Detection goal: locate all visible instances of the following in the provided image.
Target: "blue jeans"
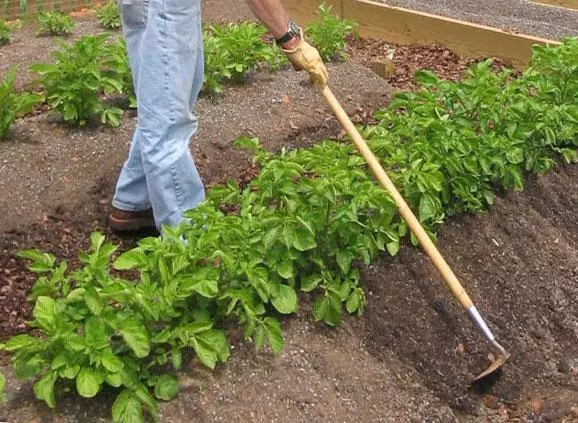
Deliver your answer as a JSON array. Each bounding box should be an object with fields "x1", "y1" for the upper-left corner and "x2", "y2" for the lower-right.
[{"x1": 113, "y1": 0, "x2": 205, "y2": 230}]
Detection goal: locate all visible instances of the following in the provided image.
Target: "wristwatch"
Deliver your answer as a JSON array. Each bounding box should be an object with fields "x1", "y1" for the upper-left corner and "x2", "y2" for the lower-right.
[{"x1": 275, "y1": 21, "x2": 301, "y2": 47}]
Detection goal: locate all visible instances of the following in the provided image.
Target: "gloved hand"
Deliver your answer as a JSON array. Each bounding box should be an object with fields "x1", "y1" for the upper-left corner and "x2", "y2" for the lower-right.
[{"x1": 281, "y1": 29, "x2": 329, "y2": 88}]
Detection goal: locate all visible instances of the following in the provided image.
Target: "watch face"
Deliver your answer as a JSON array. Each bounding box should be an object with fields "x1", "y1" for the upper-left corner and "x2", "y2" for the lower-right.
[{"x1": 289, "y1": 21, "x2": 299, "y2": 35}]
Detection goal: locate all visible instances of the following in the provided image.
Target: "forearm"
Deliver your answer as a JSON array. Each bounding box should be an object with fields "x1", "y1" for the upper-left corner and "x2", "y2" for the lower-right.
[{"x1": 244, "y1": 0, "x2": 291, "y2": 38}]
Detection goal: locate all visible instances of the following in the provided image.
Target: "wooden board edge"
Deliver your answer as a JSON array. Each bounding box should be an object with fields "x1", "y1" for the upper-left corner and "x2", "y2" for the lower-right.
[
  {"x1": 528, "y1": 0, "x2": 578, "y2": 10},
  {"x1": 283, "y1": 0, "x2": 562, "y2": 69}
]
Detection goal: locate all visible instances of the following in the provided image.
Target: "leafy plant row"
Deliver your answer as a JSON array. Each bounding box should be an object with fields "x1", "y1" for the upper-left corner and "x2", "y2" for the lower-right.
[
  {"x1": 0, "y1": 4, "x2": 356, "y2": 138},
  {"x1": 1, "y1": 37, "x2": 576, "y2": 422}
]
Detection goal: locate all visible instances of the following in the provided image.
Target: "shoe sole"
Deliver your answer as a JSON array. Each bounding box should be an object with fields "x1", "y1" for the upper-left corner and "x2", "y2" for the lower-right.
[{"x1": 109, "y1": 215, "x2": 157, "y2": 232}]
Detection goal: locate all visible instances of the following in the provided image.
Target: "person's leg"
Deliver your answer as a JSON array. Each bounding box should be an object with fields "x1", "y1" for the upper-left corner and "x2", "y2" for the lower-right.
[
  {"x1": 135, "y1": 0, "x2": 205, "y2": 231},
  {"x1": 111, "y1": 0, "x2": 205, "y2": 232},
  {"x1": 110, "y1": 0, "x2": 154, "y2": 230}
]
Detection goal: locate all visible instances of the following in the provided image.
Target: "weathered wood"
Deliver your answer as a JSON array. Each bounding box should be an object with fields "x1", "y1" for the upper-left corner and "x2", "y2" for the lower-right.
[
  {"x1": 283, "y1": 0, "x2": 343, "y2": 24},
  {"x1": 530, "y1": 0, "x2": 578, "y2": 10},
  {"x1": 283, "y1": 0, "x2": 561, "y2": 68}
]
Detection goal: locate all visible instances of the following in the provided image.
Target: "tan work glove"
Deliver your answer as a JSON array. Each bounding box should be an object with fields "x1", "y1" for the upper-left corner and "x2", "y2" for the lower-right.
[{"x1": 281, "y1": 29, "x2": 329, "y2": 88}]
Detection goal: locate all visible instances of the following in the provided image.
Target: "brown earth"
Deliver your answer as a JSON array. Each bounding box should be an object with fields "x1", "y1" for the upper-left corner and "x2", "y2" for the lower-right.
[{"x1": 1, "y1": 3, "x2": 577, "y2": 423}]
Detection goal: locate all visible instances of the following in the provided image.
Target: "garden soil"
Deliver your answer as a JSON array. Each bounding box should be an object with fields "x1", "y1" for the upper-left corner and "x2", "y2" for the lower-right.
[{"x1": 1, "y1": 5, "x2": 577, "y2": 423}]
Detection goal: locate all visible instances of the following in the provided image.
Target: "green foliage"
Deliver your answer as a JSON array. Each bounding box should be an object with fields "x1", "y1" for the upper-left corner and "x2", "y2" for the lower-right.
[
  {"x1": 3, "y1": 36, "x2": 578, "y2": 423},
  {"x1": 0, "y1": 20, "x2": 11, "y2": 45},
  {"x1": 306, "y1": 2, "x2": 358, "y2": 61},
  {"x1": 96, "y1": 0, "x2": 121, "y2": 30},
  {"x1": 0, "y1": 69, "x2": 43, "y2": 139},
  {"x1": 36, "y1": 11, "x2": 75, "y2": 36},
  {"x1": 0, "y1": 373, "x2": 6, "y2": 404},
  {"x1": 202, "y1": 22, "x2": 286, "y2": 93},
  {"x1": 108, "y1": 37, "x2": 136, "y2": 108},
  {"x1": 30, "y1": 34, "x2": 125, "y2": 127},
  {"x1": 361, "y1": 36, "x2": 578, "y2": 230}
]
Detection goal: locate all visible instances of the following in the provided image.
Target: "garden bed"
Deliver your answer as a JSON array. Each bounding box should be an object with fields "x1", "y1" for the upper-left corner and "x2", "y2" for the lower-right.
[
  {"x1": 1, "y1": 4, "x2": 577, "y2": 423},
  {"x1": 377, "y1": 0, "x2": 578, "y2": 41}
]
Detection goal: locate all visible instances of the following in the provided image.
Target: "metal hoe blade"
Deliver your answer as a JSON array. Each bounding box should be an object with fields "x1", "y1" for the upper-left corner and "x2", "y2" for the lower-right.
[
  {"x1": 468, "y1": 306, "x2": 510, "y2": 381},
  {"x1": 473, "y1": 339, "x2": 510, "y2": 381}
]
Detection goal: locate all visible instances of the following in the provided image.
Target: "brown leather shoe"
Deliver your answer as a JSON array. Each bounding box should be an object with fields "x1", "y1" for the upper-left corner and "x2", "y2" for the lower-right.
[{"x1": 109, "y1": 207, "x2": 157, "y2": 232}]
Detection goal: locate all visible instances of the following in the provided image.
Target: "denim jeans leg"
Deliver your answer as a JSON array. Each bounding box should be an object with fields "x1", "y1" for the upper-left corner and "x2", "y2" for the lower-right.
[
  {"x1": 114, "y1": 0, "x2": 205, "y2": 229},
  {"x1": 112, "y1": 0, "x2": 150, "y2": 212}
]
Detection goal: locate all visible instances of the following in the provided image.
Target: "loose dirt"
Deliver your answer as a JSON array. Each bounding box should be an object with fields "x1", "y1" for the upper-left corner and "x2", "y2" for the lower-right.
[{"x1": 1, "y1": 5, "x2": 577, "y2": 423}]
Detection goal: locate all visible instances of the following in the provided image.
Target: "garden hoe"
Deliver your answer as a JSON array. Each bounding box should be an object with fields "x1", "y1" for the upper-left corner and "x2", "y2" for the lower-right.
[{"x1": 316, "y1": 83, "x2": 510, "y2": 383}]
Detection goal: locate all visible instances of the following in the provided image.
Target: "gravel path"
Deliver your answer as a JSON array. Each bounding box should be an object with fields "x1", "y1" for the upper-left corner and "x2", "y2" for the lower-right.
[{"x1": 378, "y1": 0, "x2": 578, "y2": 41}]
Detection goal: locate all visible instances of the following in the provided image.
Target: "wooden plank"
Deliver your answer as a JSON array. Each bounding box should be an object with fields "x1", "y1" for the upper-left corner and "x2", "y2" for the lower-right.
[
  {"x1": 530, "y1": 0, "x2": 578, "y2": 10},
  {"x1": 283, "y1": 0, "x2": 561, "y2": 69},
  {"x1": 283, "y1": 0, "x2": 343, "y2": 24},
  {"x1": 342, "y1": 0, "x2": 562, "y2": 68}
]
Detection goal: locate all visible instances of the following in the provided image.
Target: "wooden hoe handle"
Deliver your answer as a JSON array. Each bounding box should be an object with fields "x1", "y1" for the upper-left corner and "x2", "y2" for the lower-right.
[{"x1": 320, "y1": 86, "x2": 474, "y2": 311}]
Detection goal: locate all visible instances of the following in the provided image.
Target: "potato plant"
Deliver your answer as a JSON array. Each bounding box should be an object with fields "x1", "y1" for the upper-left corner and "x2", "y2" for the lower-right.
[
  {"x1": 0, "y1": 20, "x2": 11, "y2": 45},
  {"x1": 202, "y1": 22, "x2": 285, "y2": 93},
  {"x1": 30, "y1": 34, "x2": 125, "y2": 127},
  {"x1": 0, "y1": 69, "x2": 43, "y2": 139},
  {"x1": 96, "y1": 0, "x2": 121, "y2": 30},
  {"x1": 306, "y1": 2, "x2": 358, "y2": 61},
  {"x1": 1, "y1": 35, "x2": 577, "y2": 423},
  {"x1": 36, "y1": 11, "x2": 75, "y2": 36}
]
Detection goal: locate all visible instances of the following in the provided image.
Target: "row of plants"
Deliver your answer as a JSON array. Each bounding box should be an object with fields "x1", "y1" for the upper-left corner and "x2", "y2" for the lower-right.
[
  {"x1": 0, "y1": 3, "x2": 356, "y2": 139},
  {"x1": 0, "y1": 0, "x2": 120, "y2": 41},
  {"x1": 1, "y1": 37, "x2": 576, "y2": 422}
]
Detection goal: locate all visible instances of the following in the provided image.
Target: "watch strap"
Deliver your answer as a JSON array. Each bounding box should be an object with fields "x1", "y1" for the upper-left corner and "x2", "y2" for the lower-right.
[{"x1": 275, "y1": 21, "x2": 300, "y2": 46}]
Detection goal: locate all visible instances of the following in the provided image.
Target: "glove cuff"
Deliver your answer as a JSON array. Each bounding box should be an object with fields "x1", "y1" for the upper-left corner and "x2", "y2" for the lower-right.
[{"x1": 279, "y1": 27, "x2": 304, "y2": 54}]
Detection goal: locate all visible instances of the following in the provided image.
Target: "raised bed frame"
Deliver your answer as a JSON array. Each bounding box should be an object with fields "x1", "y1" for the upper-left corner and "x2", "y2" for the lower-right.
[
  {"x1": 284, "y1": 0, "x2": 562, "y2": 68},
  {"x1": 530, "y1": 0, "x2": 578, "y2": 10}
]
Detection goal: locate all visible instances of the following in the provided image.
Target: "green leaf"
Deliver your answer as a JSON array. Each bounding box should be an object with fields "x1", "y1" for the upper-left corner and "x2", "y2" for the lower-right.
[
  {"x1": 336, "y1": 249, "x2": 353, "y2": 275},
  {"x1": 33, "y1": 371, "x2": 57, "y2": 408},
  {"x1": 3, "y1": 334, "x2": 37, "y2": 351},
  {"x1": 90, "y1": 232, "x2": 106, "y2": 252},
  {"x1": 313, "y1": 294, "x2": 342, "y2": 327},
  {"x1": 16, "y1": 250, "x2": 55, "y2": 273},
  {"x1": 15, "y1": 356, "x2": 46, "y2": 379},
  {"x1": 0, "y1": 373, "x2": 6, "y2": 404},
  {"x1": 191, "y1": 329, "x2": 230, "y2": 369},
  {"x1": 85, "y1": 287, "x2": 103, "y2": 315},
  {"x1": 134, "y1": 384, "x2": 159, "y2": 418},
  {"x1": 33, "y1": 296, "x2": 56, "y2": 332},
  {"x1": 179, "y1": 272, "x2": 219, "y2": 299},
  {"x1": 60, "y1": 364, "x2": 81, "y2": 379},
  {"x1": 271, "y1": 284, "x2": 298, "y2": 314},
  {"x1": 386, "y1": 241, "x2": 400, "y2": 256},
  {"x1": 86, "y1": 315, "x2": 107, "y2": 343},
  {"x1": 51, "y1": 354, "x2": 67, "y2": 370},
  {"x1": 171, "y1": 348, "x2": 182, "y2": 370},
  {"x1": 419, "y1": 194, "x2": 437, "y2": 222},
  {"x1": 191, "y1": 337, "x2": 218, "y2": 370},
  {"x1": 300, "y1": 274, "x2": 322, "y2": 292},
  {"x1": 287, "y1": 223, "x2": 317, "y2": 251},
  {"x1": 113, "y1": 249, "x2": 144, "y2": 270},
  {"x1": 196, "y1": 329, "x2": 230, "y2": 362},
  {"x1": 76, "y1": 367, "x2": 104, "y2": 398},
  {"x1": 253, "y1": 326, "x2": 265, "y2": 351},
  {"x1": 112, "y1": 390, "x2": 143, "y2": 423},
  {"x1": 264, "y1": 317, "x2": 283, "y2": 354},
  {"x1": 154, "y1": 374, "x2": 179, "y2": 401},
  {"x1": 179, "y1": 321, "x2": 213, "y2": 337},
  {"x1": 102, "y1": 350, "x2": 124, "y2": 373},
  {"x1": 313, "y1": 296, "x2": 328, "y2": 322},
  {"x1": 120, "y1": 318, "x2": 151, "y2": 358},
  {"x1": 277, "y1": 259, "x2": 294, "y2": 279},
  {"x1": 106, "y1": 372, "x2": 123, "y2": 388},
  {"x1": 346, "y1": 290, "x2": 361, "y2": 314}
]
